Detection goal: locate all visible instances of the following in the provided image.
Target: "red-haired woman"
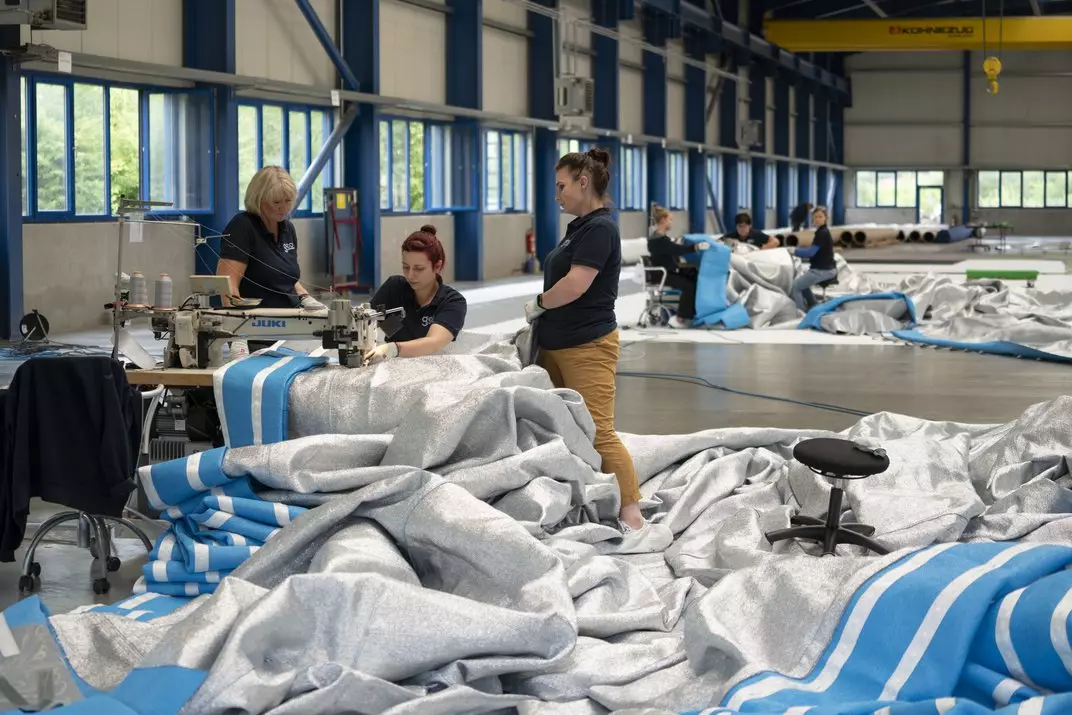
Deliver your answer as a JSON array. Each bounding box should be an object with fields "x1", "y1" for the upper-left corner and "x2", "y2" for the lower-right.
[{"x1": 364, "y1": 224, "x2": 468, "y2": 362}]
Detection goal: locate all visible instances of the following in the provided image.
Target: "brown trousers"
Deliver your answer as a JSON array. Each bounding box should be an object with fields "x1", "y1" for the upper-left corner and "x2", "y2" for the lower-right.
[{"x1": 538, "y1": 329, "x2": 643, "y2": 505}]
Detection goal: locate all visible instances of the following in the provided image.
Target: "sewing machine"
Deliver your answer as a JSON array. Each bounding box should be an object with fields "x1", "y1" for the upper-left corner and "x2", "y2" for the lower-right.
[{"x1": 117, "y1": 276, "x2": 404, "y2": 370}]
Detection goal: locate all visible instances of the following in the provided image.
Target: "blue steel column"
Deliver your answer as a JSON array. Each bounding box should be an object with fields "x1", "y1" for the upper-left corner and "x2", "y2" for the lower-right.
[
  {"x1": 446, "y1": 0, "x2": 483, "y2": 280},
  {"x1": 749, "y1": 66, "x2": 766, "y2": 229},
  {"x1": 591, "y1": 0, "x2": 621, "y2": 217},
  {"x1": 830, "y1": 100, "x2": 844, "y2": 224},
  {"x1": 813, "y1": 94, "x2": 829, "y2": 208},
  {"x1": 684, "y1": 31, "x2": 706, "y2": 235},
  {"x1": 529, "y1": 0, "x2": 558, "y2": 262},
  {"x1": 183, "y1": 0, "x2": 237, "y2": 275},
  {"x1": 341, "y1": 0, "x2": 380, "y2": 290},
  {"x1": 795, "y1": 85, "x2": 811, "y2": 208},
  {"x1": 643, "y1": 11, "x2": 668, "y2": 210},
  {"x1": 0, "y1": 26, "x2": 21, "y2": 338},
  {"x1": 719, "y1": 64, "x2": 738, "y2": 230},
  {"x1": 773, "y1": 75, "x2": 790, "y2": 227},
  {"x1": 962, "y1": 50, "x2": 971, "y2": 224}
]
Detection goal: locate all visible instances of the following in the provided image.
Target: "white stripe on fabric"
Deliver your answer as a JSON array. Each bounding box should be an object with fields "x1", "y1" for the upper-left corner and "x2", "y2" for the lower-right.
[
  {"x1": 993, "y1": 677, "x2": 1025, "y2": 707},
  {"x1": 118, "y1": 593, "x2": 160, "y2": 610},
  {"x1": 1017, "y1": 697, "x2": 1045, "y2": 715},
  {"x1": 251, "y1": 357, "x2": 293, "y2": 445},
  {"x1": 231, "y1": 533, "x2": 247, "y2": 546},
  {"x1": 206, "y1": 571, "x2": 221, "y2": 584},
  {"x1": 202, "y1": 510, "x2": 230, "y2": 529},
  {"x1": 267, "y1": 528, "x2": 281, "y2": 540},
  {"x1": 166, "y1": 506, "x2": 183, "y2": 520},
  {"x1": 879, "y1": 544, "x2": 1040, "y2": 702},
  {"x1": 213, "y1": 358, "x2": 241, "y2": 448},
  {"x1": 124, "y1": 610, "x2": 150, "y2": 620},
  {"x1": 132, "y1": 576, "x2": 147, "y2": 594},
  {"x1": 184, "y1": 582, "x2": 199, "y2": 597},
  {"x1": 997, "y1": 589, "x2": 1038, "y2": 691},
  {"x1": 152, "y1": 562, "x2": 168, "y2": 582},
  {"x1": 1051, "y1": 587, "x2": 1072, "y2": 677},
  {"x1": 935, "y1": 698, "x2": 957, "y2": 714},
  {"x1": 873, "y1": 709, "x2": 891, "y2": 715},
  {"x1": 193, "y1": 543, "x2": 210, "y2": 572},
  {"x1": 0, "y1": 614, "x2": 19, "y2": 657},
  {"x1": 784, "y1": 707, "x2": 813, "y2": 714},
  {"x1": 138, "y1": 464, "x2": 164, "y2": 510},
  {"x1": 725, "y1": 543, "x2": 959, "y2": 710},
  {"x1": 216, "y1": 495, "x2": 234, "y2": 514},
  {"x1": 68, "y1": 605, "x2": 98, "y2": 615},
  {"x1": 157, "y1": 534, "x2": 175, "y2": 562},
  {"x1": 185, "y1": 452, "x2": 205, "y2": 491},
  {"x1": 272, "y1": 502, "x2": 292, "y2": 526}
]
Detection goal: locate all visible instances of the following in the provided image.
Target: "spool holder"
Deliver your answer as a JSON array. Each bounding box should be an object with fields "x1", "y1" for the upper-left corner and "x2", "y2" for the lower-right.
[{"x1": 111, "y1": 198, "x2": 173, "y2": 361}]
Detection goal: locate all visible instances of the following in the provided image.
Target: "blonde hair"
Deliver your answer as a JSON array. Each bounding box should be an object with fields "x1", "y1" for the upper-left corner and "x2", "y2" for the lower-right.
[
  {"x1": 244, "y1": 166, "x2": 298, "y2": 215},
  {"x1": 652, "y1": 204, "x2": 671, "y2": 224},
  {"x1": 812, "y1": 205, "x2": 828, "y2": 218}
]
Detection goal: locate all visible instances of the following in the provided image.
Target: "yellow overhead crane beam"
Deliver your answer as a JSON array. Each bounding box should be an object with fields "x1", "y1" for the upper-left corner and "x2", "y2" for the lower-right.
[{"x1": 763, "y1": 17, "x2": 1072, "y2": 52}]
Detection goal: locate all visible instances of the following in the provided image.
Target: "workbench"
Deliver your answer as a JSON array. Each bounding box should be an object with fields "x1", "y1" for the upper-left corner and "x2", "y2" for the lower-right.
[{"x1": 126, "y1": 368, "x2": 216, "y2": 388}]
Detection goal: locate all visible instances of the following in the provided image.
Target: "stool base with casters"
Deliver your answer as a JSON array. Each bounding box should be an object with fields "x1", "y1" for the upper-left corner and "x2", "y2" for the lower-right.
[
  {"x1": 766, "y1": 437, "x2": 891, "y2": 557},
  {"x1": 18, "y1": 511, "x2": 154, "y2": 596},
  {"x1": 817, "y1": 277, "x2": 839, "y2": 302}
]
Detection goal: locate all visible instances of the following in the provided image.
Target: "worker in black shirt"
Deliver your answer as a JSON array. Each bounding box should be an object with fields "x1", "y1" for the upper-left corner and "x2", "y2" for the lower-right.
[
  {"x1": 790, "y1": 202, "x2": 814, "y2": 231},
  {"x1": 723, "y1": 212, "x2": 778, "y2": 249},
  {"x1": 217, "y1": 166, "x2": 328, "y2": 358},
  {"x1": 364, "y1": 224, "x2": 468, "y2": 363},
  {"x1": 646, "y1": 204, "x2": 709, "y2": 328},
  {"x1": 522, "y1": 147, "x2": 644, "y2": 532},
  {"x1": 788, "y1": 205, "x2": 838, "y2": 312}
]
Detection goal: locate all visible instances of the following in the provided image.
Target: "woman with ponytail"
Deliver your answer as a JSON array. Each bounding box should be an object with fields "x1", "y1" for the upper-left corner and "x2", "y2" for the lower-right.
[
  {"x1": 365, "y1": 224, "x2": 468, "y2": 362},
  {"x1": 523, "y1": 147, "x2": 646, "y2": 532}
]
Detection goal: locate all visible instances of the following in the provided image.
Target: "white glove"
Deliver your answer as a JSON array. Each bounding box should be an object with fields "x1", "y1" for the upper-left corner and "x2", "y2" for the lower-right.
[
  {"x1": 363, "y1": 342, "x2": 398, "y2": 364},
  {"x1": 300, "y1": 295, "x2": 328, "y2": 312},
  {"x1": 524, "y1": 296, "x2": 546, "y2": 323},
  {"x1": 230, "y1": 339, "x2": 249, "y2": 361},
  {"x1": 695, "y1": 242, "x2": 710, "y2": 251}
]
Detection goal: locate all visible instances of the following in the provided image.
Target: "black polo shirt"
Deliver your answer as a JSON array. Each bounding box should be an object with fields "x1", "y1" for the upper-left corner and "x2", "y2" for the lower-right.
[
  {"x1": 370, "y1": 275, "x2": 467, "y2": 342},
  {"x1": 537, "y1": 207, "x2": 620, "y2": 351},
  {"x1": 219, "y1": 211, "x2": 301, "y2": 309},
  {"x1": 722, "y1": 228, "x2": 771, "y2": 248},
  {"x1": 809, "y1": 226, "x2": 837, "y2": 271}
]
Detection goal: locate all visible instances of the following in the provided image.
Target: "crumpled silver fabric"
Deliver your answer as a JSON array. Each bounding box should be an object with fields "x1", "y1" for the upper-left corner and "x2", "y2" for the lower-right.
[
  {"x1": 46, "y1": 338, "x2": 1072, "y2": 715},
  {"x1": 818, "y1": 297, "x2": 912, "y2": 335}
]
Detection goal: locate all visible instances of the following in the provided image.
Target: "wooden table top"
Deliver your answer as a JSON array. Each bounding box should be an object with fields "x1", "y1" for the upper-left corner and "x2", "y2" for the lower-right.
[{"x1": 126, "y1": 368, "x2": 216, "y2": 387}]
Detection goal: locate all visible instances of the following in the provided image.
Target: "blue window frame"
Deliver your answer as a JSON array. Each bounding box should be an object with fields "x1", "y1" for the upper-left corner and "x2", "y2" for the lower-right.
[
  {"x1": 666, "y1": 151, "x2": 687, "y2": 210},
  {"x1": 20, "y1": 73, "x2": 213, "y2": 221},
  {"x1": 557, "y1": 137, "x2": 593, "y2": 157},
  {"x1": 738, "y1": 159, "x2": 751, "y2": 210},
  {"x1": 237, "y1": 101, "x2": 335, "y2": 215},
  {"x1": 705, "y1": 155, "x2": 720, "y2": 209},
  {"x1": 977, "y1": 169, "x2": 1072, "y2": 209},
  {"x1": 485, "y1": 128, "x2": 529, "y2": 213},
  {"x1": 380, "y1": 116, "x2": 473, "y2": 214},
  {"x1": 765, "y1": 163, "x2": 776, "y2": 209},
  {"x1": 620, "y1": 144, "x2": 646, "y2": 211}
]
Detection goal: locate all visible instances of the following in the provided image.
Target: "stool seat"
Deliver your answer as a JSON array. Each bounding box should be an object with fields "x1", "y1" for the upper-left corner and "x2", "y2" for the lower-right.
[
  {"x1": 662, "y1": 289, "x2": 682, "y2": 296},
  {"x1": 817, "y1": 277, "x2": 839, "y2": 288},
  {"x1": 793, "y1": 438, "x2": 888, "y2": 479}
]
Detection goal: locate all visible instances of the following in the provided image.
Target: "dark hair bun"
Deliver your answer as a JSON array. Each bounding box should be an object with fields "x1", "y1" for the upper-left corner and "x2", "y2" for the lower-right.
[
  {"x1": 586, "y1": 147, "x2": 611, "y2": 168},
  {"x1": 420, "y1": 224, "x2": 437, "y2": 236}
]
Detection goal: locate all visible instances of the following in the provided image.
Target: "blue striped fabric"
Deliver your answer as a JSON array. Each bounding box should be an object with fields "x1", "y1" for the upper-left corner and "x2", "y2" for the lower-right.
[
  {"x1": 68, "y1": 592, "x2": 193, "y2": 623},
  {"x1": 212, "y1": 347, "x2": 328, "y2": 448},
  {"x1": 684, "y1": 542, "x2": 1072, "y2": 715},
  {"x1": 131, "y1": 350, "x2": 324, "y2": 597}
]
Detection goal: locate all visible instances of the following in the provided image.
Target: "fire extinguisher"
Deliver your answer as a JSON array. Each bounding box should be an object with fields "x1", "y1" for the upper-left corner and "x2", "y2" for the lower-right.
[{"x1": 524, "y1": 228, "x2": 536, "y2": 275}]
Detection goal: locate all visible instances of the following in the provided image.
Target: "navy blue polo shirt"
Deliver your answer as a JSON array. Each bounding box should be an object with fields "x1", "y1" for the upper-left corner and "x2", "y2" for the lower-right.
[
  {"x1": 537, "y1": 207, "x2": 621, "y2": 351},
  {"x1": 219, "y1": 211, "x2": 302, "y2": 309},
  {"x1": 370, "y1": 275, "x2": 467, "y2": 342}
]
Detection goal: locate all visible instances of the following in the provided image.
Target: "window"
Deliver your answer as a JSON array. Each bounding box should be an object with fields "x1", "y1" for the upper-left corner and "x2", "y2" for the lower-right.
[
  {"x1": 238, "y1": 102, "x2": 335, "y2": 215},
  {"x1": 666, "y1": 151, "x2": 687, "y2": 210},
  {"x1": 705, "y1": 155, "x2": 720, "y2": 209},
  {"x1": 557, "y1": 138, "x2": 593, "y2": 156},
  {"x1": 977, "y1": 170, "x2": 1072, "y2": 209},
  {"x1": 854, "y1": 170, "x2": 946, "y2": 209},
  {"x1": 484, "y1": 129, "x2": 529, "y2": 213},
  {"x1": 809, "y1": 167, "x2": 818, "y2": 207},
  {"x1": 379, "y1": 117, "x2": 476, "y2": 214},
  {"x1": 620, "y1": 145, "x2": 646, "y2": 211},
  {"x1": 765, "y1": 163, "x2": 776, "y2": 209},
  {"x1": 738, "y1": 159, "x2": 751, "y2": 210},
  {"x1": 788, "y1": 164, "x2": 798, "y2": 206},
  {"x1": 20, "y1": 74, "x2": 211, "y2": 220}
]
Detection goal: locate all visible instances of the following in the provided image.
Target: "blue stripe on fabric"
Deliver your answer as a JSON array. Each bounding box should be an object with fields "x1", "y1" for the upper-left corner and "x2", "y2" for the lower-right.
[
  {"x1": 797, "y1": 292, "x2": 918, "y2": 331},
  {"x1": 890, "y1": 330, "x2": 1072, "y2": 365},
  {"x1": 685, "y1": 238, "x2": 751, "y2": 330}
]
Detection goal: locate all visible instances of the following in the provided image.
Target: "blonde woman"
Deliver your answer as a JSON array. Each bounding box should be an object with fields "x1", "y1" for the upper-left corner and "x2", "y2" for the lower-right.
[
  {"x1": 646, "y1": 204, "x2": 708, "y2": 328},
  {"x1": 217, "y1": 166, "x2": 326, "y2": 356},
  {"x1": 788, "y1": 205, "x2": 836, "y2": 312}
]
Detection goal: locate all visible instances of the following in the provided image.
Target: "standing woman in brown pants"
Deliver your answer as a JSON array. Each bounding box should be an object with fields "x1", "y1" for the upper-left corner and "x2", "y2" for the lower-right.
[{"x1": 523, "y1": 148, "x2": 645, "y2": 531}]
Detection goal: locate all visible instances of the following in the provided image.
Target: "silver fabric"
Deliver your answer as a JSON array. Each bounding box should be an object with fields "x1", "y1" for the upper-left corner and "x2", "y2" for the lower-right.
[{"x1": 46, "y1": 338, "x2": 1072, "y2": 714}]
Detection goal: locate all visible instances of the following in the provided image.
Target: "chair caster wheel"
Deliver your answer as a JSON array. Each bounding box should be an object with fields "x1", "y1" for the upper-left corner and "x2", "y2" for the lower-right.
[
  {"x1": 18, "y1": 575, "x2": 36, "y2": 594},
  {"x1": 28, "y1": 562, "x2": 41, "y2": 577},
  {"x1": 92, "y1": 578, "x2": 110, "y2": 595},
  {"x1": 106, "y1": 557, "x2": 121, "y2": 572}
]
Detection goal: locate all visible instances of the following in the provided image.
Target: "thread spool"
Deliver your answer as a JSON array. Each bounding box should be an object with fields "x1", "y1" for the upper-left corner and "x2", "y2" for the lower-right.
[
  {"x1": 129, "y1": 271, "x2": 149, "y2": 306},
  {"x1": 154, "y1": 273, "x2": 173, "y2": 309}
]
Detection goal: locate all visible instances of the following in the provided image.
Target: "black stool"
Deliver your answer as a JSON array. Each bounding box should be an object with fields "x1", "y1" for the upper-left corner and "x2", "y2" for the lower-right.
[
  {"x1": 818, "y1": 276, "x2": 839, "y2": 301},
  {"x1": 766, "y1": 438, "x2": 890, "y2": 556}
]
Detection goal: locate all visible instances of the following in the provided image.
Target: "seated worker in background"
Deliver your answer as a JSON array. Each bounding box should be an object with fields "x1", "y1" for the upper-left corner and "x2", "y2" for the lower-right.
[
  {"x1": 723, "y1": 212, "x2": 779, "y2": 249},
  {"x1": 646, "y1": 204, "x2": 709, "y2": 328},
  {"x1": 218, "y1": 166, "x2": 327, "y2": 358},
  {"x1": 364, "y1": 224, "x2": 467, "y2": 363},
  {"x1": 788, "y1": 205, "x2": 837, "y2": 313},
  {"x1": 790, "y1": 201, "x2": 814, "y2": 232}
]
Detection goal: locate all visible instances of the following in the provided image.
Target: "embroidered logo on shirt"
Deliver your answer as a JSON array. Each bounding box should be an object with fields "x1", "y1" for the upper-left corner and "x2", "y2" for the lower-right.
[
  {"x1": 282, "y1": 242, "x2": 296, "y2": 253},
  {"x1": 421, "y1": 316, "x2": 433, "y2": 327}
]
